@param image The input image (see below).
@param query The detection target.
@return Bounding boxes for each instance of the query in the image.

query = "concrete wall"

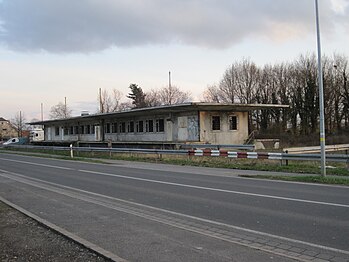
[199,111,248,144]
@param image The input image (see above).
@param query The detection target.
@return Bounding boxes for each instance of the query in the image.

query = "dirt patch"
[0,201,110,262]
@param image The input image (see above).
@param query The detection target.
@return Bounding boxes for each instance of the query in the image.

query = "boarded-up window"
[229,115,238,130]
[212,116,220,130]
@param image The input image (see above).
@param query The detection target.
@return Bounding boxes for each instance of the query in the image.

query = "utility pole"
[99,88,103,113]
[169,71,171,89]
[64,97,67,118]
[41,103,44,121]
[19,111,22,137]
[315,0,326,176]
[169,71,172,105]
[41,103,44,129]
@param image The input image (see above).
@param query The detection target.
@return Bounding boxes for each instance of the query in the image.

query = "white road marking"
[78,169,349,208]
[0,154,348,207]
[1,152,348,189]
[0,169,348,256]
[0,157,72,170]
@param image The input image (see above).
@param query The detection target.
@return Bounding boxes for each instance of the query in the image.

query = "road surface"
[0,152,348,262]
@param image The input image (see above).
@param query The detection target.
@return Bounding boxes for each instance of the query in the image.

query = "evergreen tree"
[127,84,147,108]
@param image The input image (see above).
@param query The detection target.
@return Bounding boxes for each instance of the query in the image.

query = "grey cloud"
[0,0,344,53]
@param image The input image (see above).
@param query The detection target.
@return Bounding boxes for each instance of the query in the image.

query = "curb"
[0,196,127,262]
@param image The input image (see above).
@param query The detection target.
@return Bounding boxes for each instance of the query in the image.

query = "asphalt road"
[0,152,348,262]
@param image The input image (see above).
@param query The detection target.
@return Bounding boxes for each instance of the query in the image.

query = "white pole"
[315,0,326,176]
[70,144,74,158]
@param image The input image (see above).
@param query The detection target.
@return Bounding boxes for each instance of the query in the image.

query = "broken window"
[212,116,220,131]
[229,115,238,130]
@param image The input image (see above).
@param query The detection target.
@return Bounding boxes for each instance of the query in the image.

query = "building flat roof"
[30,102,289,125]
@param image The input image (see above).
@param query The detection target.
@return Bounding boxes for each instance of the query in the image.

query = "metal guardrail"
[3,144,188,156]
[2,144,349,163]
[281,153,349,163]
[180,144,255,150]
[284,144,349,154]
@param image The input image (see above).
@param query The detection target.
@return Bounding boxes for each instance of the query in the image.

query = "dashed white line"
[78,169,349,208]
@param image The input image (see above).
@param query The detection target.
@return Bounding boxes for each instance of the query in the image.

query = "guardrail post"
[70,144,73,158]
[281,150,289,166]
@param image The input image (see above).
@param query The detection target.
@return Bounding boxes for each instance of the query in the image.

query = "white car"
[3,138,20,145]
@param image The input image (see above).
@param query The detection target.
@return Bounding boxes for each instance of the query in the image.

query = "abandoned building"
[0,117,18,141]
[30,103,287,147]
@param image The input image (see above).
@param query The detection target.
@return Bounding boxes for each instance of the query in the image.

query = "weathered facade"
[0,117,18,141]
[30,103,287,145]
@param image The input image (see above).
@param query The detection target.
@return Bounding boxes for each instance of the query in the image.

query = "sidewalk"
[0,200,110,262]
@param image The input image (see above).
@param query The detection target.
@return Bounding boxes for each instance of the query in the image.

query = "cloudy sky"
[1,0,348,120]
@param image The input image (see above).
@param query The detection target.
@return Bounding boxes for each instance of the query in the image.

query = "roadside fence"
[2,144,349,166]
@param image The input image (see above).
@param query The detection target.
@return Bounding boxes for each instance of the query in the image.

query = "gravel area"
[0,200,111,262]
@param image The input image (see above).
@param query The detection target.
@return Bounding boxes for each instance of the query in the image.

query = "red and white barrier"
[188,149,282,160]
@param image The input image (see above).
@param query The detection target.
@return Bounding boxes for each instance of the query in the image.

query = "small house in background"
[0,117,18,141]
[29,103,288,147]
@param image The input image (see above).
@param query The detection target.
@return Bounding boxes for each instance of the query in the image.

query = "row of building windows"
[55,125,97,136]
[54,116,237,136]
[54,119,165,136]
[104,119,165,134]
[212,115,238,131]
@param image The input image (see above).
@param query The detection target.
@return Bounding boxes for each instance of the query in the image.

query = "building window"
[105,123,111,133]
[146,120,154,132]
[229,115,238,130]
[128,121,134,133]
[55,127,60,136]
[91,125,95,134]
[80,126,85,134]
[74,126,79,135]
[120,122,126,133]
[156,119,164,132]
[70,126,74,135]
[212,116,220,131]
[86,125,91,134]
[136,120,144,133]
[64,127,69,135]
[112,123,118,133]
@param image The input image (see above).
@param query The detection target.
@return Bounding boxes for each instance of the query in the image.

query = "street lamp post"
[315,0,326,176]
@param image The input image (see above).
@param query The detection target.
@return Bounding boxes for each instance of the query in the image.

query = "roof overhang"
[29,102,289,125]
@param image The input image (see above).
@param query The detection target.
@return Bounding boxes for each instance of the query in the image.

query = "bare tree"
[145,85,191,106]
[204,53,349,137]
[49,102,72,119]
[218,64,239,103]
[202,85,221,102]
[98,88,123,113]
[158,85,192,105]
[12,111,27,137]
[145,89,162,107]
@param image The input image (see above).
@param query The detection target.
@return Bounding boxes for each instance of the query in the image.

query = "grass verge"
[239,174,349,186]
